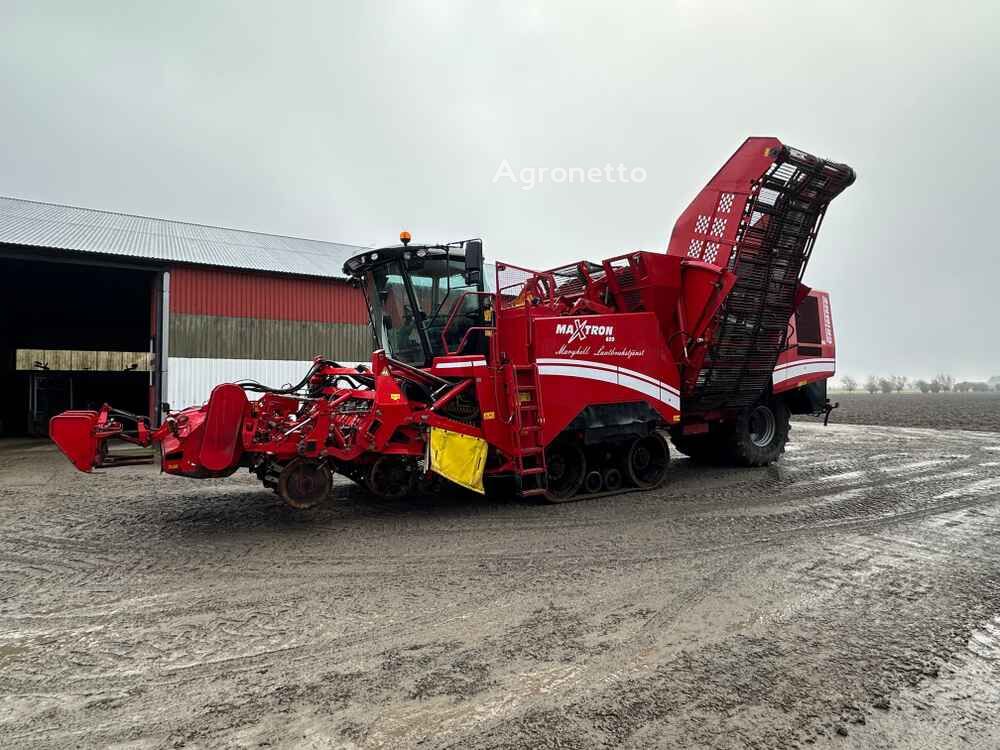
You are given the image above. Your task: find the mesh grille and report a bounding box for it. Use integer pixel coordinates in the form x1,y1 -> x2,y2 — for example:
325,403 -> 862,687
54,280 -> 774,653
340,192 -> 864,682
549,262 -> 589,298
497,264 -> 538,309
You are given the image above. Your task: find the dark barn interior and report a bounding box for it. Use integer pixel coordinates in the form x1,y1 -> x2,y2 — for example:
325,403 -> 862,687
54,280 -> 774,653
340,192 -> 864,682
0,255 -> 155,436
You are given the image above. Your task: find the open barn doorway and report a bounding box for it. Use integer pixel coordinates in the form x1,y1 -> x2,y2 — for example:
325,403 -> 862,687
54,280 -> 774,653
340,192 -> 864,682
0,255 -> 159,437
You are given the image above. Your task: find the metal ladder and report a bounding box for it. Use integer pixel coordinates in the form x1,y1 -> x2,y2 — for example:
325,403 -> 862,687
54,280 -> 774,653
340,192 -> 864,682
508,363 -> 548,497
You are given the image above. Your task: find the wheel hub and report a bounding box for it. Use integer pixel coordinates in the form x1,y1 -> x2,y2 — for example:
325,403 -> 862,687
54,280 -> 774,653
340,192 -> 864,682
632,445 -> 651,471
749,405 -> 777,448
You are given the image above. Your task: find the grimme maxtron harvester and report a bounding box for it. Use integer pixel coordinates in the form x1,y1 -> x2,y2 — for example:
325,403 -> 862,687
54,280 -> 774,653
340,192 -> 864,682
50,137 -> 854,506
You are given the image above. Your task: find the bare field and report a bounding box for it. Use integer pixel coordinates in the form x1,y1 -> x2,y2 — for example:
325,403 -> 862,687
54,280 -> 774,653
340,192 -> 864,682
3,425 -> 1000,749
797,391 -> 1000,432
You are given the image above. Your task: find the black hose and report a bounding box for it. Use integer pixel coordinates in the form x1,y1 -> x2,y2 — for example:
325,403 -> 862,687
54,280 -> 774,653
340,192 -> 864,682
236,362 -> 322,395
236,360 -> 374,395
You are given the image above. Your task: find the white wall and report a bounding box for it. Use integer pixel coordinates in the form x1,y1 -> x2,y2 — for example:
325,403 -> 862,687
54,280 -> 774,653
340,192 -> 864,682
166,357 -> 363,409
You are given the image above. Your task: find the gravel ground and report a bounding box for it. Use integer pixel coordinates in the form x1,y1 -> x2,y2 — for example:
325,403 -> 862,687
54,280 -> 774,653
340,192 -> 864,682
797,392 -> 1000,432
2,425 -> 1000,748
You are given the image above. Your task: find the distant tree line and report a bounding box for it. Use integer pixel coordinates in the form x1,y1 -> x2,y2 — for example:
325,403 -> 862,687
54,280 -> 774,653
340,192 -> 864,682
952,381 -> 996,393
838,374 -> 1000,393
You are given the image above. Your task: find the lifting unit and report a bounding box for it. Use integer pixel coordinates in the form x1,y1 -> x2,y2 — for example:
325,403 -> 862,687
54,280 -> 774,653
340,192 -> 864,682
50,138 -> 854,506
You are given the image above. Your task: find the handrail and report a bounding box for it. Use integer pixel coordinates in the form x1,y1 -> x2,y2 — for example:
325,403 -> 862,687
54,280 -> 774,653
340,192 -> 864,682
440,291 -> 497,356
495,260 -> 558,309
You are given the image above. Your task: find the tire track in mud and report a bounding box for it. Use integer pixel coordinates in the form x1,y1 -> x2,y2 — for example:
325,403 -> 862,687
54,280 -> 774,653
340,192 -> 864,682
2,425 -> 1000,747
357,427 -> 1000,747
341,433 -> 1000,747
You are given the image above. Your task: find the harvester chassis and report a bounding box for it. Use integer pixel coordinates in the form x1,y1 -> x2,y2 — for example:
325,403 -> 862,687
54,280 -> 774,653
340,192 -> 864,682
49,137 -> 854,508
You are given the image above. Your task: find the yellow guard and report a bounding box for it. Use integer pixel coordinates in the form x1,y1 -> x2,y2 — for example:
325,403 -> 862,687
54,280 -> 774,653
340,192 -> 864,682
429,427 -> 488,494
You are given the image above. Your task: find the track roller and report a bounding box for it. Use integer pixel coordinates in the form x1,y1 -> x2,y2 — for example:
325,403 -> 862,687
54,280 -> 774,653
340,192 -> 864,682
602,467 -> 623,493
584,470 -> 603,494
626,433 -> 670,489
543,441 -> 586,503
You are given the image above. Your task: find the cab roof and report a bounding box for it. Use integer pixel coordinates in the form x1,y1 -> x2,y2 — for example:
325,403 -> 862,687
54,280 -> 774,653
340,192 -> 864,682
342,243 -> 467,277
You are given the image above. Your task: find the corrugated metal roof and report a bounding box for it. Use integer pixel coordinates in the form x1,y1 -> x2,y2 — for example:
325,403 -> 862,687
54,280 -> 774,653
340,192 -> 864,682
0,195 -> 366,278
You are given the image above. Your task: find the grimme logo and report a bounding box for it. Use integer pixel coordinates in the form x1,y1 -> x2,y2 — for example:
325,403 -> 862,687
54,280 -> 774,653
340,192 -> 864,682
821,297 -> 833,344
556,319 -> 615,344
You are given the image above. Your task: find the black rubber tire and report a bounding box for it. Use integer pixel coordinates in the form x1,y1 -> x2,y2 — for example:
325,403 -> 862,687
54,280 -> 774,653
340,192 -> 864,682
367,456 -> 416,500
278,459 -> 332,509
720,396 -> 790,467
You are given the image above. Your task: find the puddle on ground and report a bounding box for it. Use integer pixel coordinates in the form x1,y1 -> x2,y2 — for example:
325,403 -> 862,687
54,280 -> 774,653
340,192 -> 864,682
0,644 -> 29,660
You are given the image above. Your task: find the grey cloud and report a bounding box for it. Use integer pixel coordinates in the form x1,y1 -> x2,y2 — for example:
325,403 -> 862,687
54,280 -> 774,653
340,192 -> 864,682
1,0 -> 997,379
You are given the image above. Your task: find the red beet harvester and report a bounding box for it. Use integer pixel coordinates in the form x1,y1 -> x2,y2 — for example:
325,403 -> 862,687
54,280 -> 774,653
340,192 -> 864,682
50,137 -> 855,506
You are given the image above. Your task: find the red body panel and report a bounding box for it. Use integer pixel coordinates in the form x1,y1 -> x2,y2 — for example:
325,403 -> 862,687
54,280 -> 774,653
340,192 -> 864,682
772,290 -> 836,394
531,313 -> 680,442
668,136 -> 782,270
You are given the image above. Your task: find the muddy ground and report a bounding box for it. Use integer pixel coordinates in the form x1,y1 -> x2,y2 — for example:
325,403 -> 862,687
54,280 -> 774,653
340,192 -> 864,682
2,424 -> 1000,749
797,392 -> 1000,432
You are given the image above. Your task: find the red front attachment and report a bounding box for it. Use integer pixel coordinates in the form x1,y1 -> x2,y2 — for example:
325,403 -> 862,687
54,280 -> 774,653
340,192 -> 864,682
50,411 -> 102,472
198,384 -> 249,472
49,404 -> 153,472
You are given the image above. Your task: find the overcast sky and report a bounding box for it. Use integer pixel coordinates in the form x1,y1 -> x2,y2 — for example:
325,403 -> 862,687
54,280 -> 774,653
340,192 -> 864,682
2,1 -> 997,380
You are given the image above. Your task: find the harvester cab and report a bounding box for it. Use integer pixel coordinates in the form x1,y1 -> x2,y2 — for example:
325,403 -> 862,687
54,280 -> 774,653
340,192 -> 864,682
49,137 -> 855,508
344,238 -> 489,367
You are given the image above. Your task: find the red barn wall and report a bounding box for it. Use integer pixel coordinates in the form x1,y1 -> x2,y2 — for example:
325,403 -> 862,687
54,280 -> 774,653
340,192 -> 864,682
165,265 -> 372,407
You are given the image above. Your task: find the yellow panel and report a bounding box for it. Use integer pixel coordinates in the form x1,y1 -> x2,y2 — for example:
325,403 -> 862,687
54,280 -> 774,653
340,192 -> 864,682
429,427 -> 488,494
